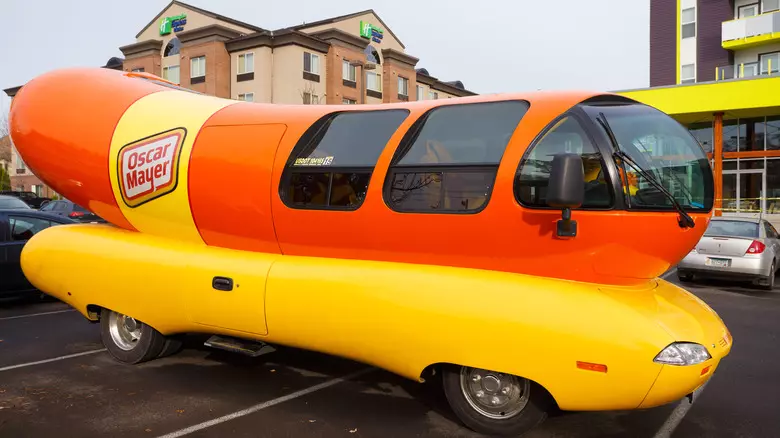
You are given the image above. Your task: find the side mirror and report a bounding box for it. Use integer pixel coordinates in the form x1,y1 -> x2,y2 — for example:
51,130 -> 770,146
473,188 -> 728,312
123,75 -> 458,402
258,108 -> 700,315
547,153 -> 585,238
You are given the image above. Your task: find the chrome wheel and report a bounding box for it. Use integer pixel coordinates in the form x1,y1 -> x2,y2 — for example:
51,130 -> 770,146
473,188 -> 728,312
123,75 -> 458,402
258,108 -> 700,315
459,367 -> 530,419
107,311 -> 142,351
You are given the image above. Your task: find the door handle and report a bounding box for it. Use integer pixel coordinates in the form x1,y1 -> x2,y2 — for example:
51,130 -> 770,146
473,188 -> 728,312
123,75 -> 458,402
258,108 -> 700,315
212,276 -> 233,291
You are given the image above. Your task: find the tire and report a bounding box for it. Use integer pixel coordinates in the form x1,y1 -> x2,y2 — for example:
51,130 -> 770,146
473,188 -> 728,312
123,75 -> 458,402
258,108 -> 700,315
442,365 -> 553,437
158,336 -> 184,359
677,271 -> 693,282
758,261 -> 776,291
100,308 -> 166,364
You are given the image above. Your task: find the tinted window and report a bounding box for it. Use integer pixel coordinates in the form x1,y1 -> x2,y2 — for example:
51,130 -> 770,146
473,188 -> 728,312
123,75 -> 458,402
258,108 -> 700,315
386,100 -> 529,213
54,202 -> 68,211
281,110 -> 409,210
515,115 -> 613,208
10,216 -> 54,241
73,204 -> 88,213
395,101 -> 529,166
0,197 -> 31,209
704,220 -> 759,238
40,201 -> 55,211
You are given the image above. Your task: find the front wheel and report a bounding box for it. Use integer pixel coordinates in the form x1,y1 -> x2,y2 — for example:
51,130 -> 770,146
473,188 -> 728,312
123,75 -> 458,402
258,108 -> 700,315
442,365 -> 553,436
100,308 -> 166,364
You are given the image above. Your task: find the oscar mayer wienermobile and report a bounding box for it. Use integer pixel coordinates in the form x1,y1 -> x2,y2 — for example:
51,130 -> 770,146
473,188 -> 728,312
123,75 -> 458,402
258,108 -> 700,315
9,67 -> 731,436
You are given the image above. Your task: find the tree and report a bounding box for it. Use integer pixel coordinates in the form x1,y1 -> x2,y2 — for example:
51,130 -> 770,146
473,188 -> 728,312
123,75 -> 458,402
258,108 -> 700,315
299,82 -> 324,105
0,166 -> 10,191
0,112 -> 8,138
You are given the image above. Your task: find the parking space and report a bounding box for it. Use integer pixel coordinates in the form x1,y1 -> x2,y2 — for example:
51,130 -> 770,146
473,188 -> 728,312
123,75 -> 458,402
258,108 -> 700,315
1,276 -> 779,438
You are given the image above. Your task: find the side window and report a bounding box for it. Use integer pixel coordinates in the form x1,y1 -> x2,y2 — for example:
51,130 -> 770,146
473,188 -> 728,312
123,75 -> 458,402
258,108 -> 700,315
280,109 -> 409,210
515,115 -> 613,209
9,216 -> 54,241
385,100 -> 530,213
54,202 -> 68,211
764,221 -> 778,239
40,202 -> 55,211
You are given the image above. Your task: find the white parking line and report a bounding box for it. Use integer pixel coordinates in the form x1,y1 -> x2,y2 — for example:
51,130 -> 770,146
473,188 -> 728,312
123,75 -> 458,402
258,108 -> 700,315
652,380 -> 710,438
0,348 -> 107,372
0,309 -> 76,321
155,367 -> 375,438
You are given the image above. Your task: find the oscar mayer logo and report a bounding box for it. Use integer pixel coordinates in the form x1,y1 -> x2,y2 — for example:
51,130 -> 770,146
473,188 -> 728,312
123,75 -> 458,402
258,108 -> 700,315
117,128 -> 187,208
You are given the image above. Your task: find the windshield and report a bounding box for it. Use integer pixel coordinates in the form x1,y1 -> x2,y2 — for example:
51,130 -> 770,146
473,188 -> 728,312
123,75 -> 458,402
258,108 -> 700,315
582,102 -> 713,212
704,220 -> 759,238
0,196 -> 32,209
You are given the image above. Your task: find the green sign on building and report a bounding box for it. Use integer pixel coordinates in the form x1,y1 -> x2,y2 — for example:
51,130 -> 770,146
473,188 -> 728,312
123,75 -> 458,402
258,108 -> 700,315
159,13 -> 188,36
360,20 -> 384,43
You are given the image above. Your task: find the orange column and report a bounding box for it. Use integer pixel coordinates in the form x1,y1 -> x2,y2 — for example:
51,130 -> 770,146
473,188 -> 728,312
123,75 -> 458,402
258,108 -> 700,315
713,112 -> 723,216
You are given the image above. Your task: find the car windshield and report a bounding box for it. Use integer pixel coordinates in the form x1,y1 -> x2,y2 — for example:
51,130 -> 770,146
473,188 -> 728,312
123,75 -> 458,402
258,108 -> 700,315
582,102 -> 713,212
704,220 -> 759,238
0,197 -> 32,209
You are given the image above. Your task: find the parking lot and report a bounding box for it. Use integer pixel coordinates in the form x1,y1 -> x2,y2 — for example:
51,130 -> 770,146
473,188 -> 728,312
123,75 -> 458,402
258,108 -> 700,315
1,271 -> 779,438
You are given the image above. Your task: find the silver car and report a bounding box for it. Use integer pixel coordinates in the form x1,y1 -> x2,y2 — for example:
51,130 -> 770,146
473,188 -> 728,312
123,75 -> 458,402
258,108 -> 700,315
677,216 -> 780,290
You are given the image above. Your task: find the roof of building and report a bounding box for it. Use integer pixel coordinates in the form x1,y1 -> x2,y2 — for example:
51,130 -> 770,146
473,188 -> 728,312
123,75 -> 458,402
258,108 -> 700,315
0,136 -> 11,163
135,0 -> 266,39
290,8 -> 405,49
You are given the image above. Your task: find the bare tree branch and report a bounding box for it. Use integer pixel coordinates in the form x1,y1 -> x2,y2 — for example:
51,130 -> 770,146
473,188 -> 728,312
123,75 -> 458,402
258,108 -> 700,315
0,112 -> 8,138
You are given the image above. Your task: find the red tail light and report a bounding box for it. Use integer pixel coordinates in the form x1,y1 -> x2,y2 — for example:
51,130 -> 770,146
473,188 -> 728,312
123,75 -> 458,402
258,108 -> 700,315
68,211 -> 84,218
746,240 -> 766,254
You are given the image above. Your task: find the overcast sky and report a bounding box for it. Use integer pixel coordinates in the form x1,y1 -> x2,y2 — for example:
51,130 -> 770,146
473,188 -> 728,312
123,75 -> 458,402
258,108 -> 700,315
0,0 -> 650,116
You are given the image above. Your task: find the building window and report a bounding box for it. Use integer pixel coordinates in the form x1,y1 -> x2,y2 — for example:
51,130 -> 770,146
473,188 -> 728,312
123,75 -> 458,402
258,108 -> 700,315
131,68 -> 144,72
738,3 -> 759,18
279,109 -> 410,210
304,52 -> 319,75
516,115 -> 613,209
428,90 -> 438,100
681,63 -> 695,83
163,65 -> 180,84
342,60 -> 356,82
342,98 -> 357,104
164,38 -> 181,57
760,52 -> 780,74
302,92 -> 319,104
238,53 -> 254,74
385,100 -> 530,213
238,93 -> 254,102
416,85 -> 425,100
681,7 -> 696,39
398,76 -> 409,97
763,0 -> 780,13
366,71 -> 382,92
190,56 -> 206,82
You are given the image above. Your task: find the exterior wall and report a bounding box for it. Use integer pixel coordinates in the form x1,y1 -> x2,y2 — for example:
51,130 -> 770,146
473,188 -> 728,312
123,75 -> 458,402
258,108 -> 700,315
325,45 -> 363,104
273,45 -> 327,104
300,13 -> 404,53
382,60 -> 417,103
180,41 -> 231,98
650,0 -> 678,86
734,41 -> 780,67
123,53 -> 162,76
136,4 -> 255,44
697,0 -> 734,82
230,47 -> 273,102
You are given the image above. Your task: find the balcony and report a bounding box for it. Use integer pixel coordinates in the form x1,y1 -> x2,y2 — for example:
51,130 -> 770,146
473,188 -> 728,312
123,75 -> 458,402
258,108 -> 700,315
722,11 -> 780,50
716,60 -> 779,81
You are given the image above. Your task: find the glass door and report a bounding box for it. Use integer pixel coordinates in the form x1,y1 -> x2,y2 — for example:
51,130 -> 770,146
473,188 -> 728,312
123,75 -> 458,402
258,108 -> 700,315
723,169 -> 766,217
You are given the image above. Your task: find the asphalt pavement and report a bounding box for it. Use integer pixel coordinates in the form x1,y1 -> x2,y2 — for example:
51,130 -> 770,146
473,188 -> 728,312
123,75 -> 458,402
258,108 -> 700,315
0,274 -> 778,438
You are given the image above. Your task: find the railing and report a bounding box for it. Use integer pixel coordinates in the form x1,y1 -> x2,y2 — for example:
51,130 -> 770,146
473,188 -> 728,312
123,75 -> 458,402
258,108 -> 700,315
722,11 -> 780,44
715,61 -> 778,81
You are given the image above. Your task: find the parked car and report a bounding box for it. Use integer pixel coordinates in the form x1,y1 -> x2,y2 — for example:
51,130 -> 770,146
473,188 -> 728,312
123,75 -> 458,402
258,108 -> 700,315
677,216 -> 780,289
0,194 -> 33,210
39,199 -> 105,223
0,190 -> 51,209
0,209 -> 75,299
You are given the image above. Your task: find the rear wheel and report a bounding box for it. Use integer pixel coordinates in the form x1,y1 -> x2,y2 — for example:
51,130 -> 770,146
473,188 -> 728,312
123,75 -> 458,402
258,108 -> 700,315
100,308 -> 166,364
442,365 -> 552,436
677,271 -> 693,282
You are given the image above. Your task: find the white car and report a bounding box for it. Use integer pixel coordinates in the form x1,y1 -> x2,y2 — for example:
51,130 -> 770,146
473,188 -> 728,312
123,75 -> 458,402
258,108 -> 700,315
677,216 -> 780,290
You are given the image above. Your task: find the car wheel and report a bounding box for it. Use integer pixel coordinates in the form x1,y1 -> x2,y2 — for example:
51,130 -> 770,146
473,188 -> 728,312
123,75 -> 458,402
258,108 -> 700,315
677,271 -> 693,282
759,261 -> 776,291
442,365 -> 553,436
100,308 -> 166,364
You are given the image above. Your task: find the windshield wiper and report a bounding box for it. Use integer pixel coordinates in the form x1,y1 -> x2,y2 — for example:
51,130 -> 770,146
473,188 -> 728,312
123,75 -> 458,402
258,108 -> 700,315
596,112 -> 695,229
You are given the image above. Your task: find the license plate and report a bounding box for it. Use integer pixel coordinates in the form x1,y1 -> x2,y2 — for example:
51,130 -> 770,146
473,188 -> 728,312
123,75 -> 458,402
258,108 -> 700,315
705,258 -> 730,267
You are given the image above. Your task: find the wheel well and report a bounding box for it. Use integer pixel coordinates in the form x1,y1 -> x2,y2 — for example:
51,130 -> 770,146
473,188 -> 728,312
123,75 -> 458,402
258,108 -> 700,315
419,362 -> 560,409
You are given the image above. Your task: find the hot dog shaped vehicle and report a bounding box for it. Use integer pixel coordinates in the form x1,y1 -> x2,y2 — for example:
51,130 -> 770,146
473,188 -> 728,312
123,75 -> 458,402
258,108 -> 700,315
10,68 -> 730,436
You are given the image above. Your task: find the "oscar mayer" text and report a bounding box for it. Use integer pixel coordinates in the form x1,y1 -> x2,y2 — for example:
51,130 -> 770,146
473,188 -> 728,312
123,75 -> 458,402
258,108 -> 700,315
120,133 -> 179,201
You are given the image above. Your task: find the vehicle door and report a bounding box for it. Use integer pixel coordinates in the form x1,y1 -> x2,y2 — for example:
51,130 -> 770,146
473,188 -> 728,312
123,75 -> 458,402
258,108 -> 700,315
3,214 -> 58,292
0,213 -> 11,293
